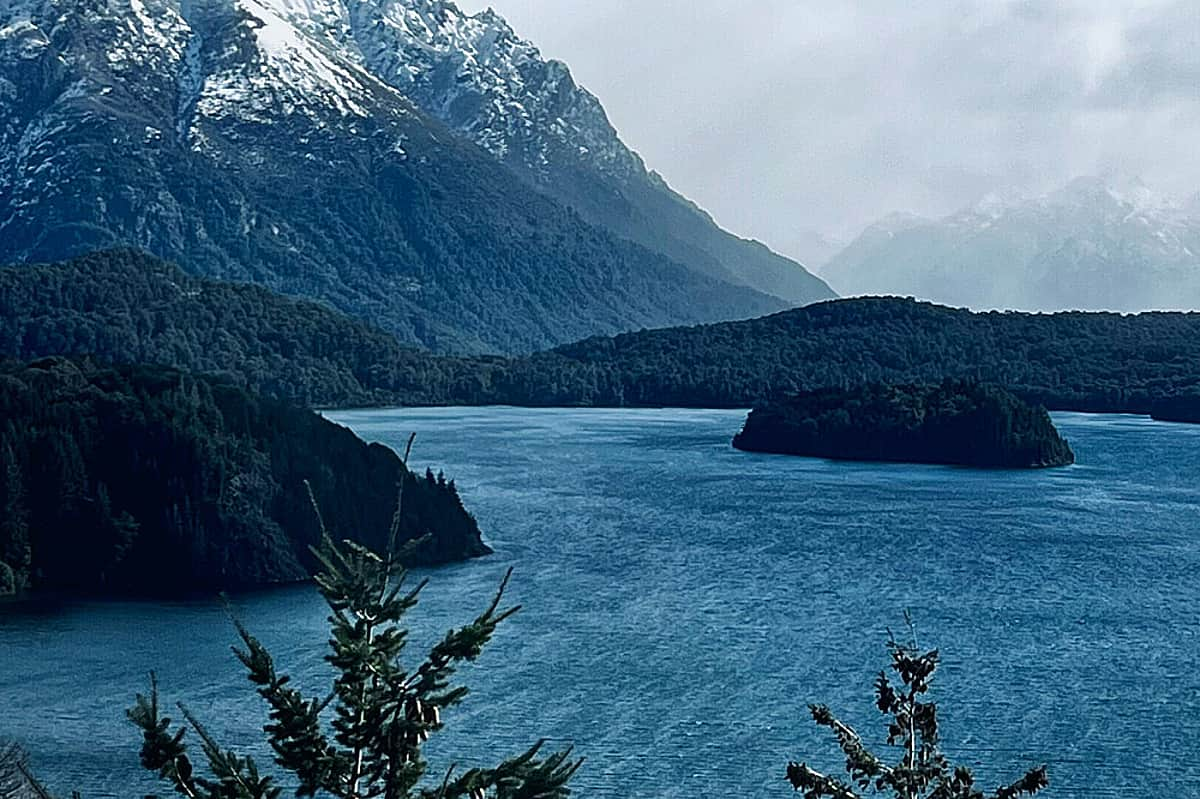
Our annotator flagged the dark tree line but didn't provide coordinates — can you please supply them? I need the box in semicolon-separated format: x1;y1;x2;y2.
511;297;1200;414
0;357;487;596
7;251;1200;418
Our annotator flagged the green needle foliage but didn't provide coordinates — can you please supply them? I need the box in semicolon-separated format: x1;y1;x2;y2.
786;620;1048;799
128;437;581;799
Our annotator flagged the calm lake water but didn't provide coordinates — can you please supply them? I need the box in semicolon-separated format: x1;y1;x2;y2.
4;408;1200;798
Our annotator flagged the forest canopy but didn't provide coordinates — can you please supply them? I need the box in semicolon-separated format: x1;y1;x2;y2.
733;380;1075;468
0;357;488;595
7;250;1200;417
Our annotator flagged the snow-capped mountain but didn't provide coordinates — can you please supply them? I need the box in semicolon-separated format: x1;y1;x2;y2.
822;177;1200;312
336;0;832;304
0;0;828;353
347;1;642;178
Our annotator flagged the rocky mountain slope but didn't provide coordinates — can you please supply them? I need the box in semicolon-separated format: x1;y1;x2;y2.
0;0;826;353
358;1;832;304
823;177;1200;312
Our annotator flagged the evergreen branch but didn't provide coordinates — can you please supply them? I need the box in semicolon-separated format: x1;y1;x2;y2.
178;702;281;799
228;608;338;795
423;741;580;799
304;480;329;540
126;672;196;797
808;705;891;787
409;568;519;698
786;761;862;799
435;764;457;799
991;766;1049;799
927;766;983;799
493;743;582;799
2;744;56;799
386;433;418;565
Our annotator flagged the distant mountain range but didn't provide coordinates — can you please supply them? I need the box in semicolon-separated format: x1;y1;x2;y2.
822;177;1200;312
0;0;832;354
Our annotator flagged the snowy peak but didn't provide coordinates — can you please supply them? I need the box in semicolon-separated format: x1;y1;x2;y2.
103;0;644;177
193;0;375;122
0;0;389;137
344;0;641;177
929;177;1196;236
1043;175;1180;217
870;210;932;234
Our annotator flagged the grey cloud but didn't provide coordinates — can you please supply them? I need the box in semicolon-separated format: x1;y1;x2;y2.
1092;2;1200;107
454;0;1200;261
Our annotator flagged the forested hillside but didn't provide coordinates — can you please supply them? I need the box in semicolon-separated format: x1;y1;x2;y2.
0;357;487;595
490;298;1200;414
0;251;504;408
9;252;1200;417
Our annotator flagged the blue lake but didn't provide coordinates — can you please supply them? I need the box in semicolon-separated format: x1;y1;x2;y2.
3;408;1200;798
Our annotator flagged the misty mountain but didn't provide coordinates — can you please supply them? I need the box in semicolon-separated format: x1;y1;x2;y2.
0;0;827;354
786;228;846;271
822;177;1200;312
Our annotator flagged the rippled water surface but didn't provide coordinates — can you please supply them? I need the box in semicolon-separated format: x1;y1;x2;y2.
4;409;1200;798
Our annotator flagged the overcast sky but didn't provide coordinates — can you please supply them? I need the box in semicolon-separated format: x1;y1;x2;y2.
454;0;1200;263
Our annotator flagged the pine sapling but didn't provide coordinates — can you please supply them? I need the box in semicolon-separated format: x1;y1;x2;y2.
129;436;581;799
786;617;1048;799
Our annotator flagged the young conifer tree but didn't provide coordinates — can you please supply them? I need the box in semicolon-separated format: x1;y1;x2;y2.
128;436;580;799
786;618;1049;799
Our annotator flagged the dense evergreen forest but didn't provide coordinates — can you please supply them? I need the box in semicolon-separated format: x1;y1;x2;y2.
0;251;504;408
493;297;1200;414
8;251;1200;417
0;357;488;595
733;381;1075;467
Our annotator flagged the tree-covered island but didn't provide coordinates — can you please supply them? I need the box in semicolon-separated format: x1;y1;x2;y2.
733;380;1075;468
